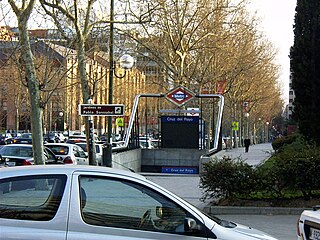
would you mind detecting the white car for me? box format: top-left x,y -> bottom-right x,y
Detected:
45,143 -> 88,165
297,205 -> 320,240
0,165 -> 277,240
75,142 -> 104,165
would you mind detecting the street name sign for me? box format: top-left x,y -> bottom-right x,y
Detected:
78,104 -> 124,116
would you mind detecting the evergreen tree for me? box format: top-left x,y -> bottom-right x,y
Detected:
290,0 -> 320,143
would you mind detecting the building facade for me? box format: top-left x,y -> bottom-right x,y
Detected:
0,38 -> 146,135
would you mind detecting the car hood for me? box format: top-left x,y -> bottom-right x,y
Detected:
233,223 -> 276,239
212,222 -> 277,240
301,209 -> 320,222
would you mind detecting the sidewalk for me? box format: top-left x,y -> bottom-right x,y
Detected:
145,143 -> 274,210
213,142 -> 274,167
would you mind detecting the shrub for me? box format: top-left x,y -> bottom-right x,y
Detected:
200,156 -> 256,201
201,136 -> 320,203
274,143 -> 320,200
255,159 -> 287,198
271,134 -> 303,152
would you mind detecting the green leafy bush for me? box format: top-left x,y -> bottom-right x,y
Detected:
271,134 -> 303,152
272,143 -> 320,200
201,137 -> 320,203
200,156 -> 256,201
255,160 -> 287,198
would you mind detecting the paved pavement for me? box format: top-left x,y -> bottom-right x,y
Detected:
144,143 -> 301,239
213,142 -> 274,167
145,143 -> 275,208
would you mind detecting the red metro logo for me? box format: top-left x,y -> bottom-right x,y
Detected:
165,86 -> 195,107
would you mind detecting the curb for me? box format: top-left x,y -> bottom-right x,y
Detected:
203,205 -> 307,215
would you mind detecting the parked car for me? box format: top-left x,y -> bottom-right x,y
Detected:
0,144 -> 63,166
0,165 -> 277,240
0,133 -> 13,145
66,137 -> 87,144
139,139 -> 154,149
45,143 -> 88,165
44,132 -> 66,143
75,142 -> 104,165
150,139 -> 161,149
297,205 -> 320,240
13,133 -> 32,144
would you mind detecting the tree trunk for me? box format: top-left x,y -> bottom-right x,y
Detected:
76,38 -> 96,165
18,22 -> 45,165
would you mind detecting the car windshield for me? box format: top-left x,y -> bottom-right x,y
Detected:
77,143 -> 87,151
46,146 -> 69,155
76,143 -> 101,153
140,141 -> 148,148
20,133 -> 32,139
48,133 -> 56,138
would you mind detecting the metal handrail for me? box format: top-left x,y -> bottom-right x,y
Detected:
112,93 -> 164,150
112,93 -> 224,155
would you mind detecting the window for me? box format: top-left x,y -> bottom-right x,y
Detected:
47,145 -> 69,155
74,146 -> 86,158
0,175 -> 67,221
79,176 -> 204,236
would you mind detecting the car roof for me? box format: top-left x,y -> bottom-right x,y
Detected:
1,144 -> 32,147
0,165 -> 146,181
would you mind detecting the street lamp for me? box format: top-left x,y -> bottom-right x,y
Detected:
105,54 -> 134,167
244,112 -> 249,138
105,0 -> 135,167
266,121 -> 270,142
54,111 -> 64,132
119,54 -> 134,70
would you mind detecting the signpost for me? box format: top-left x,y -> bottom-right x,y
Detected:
79,104 -> 124,116
78,103 -> 125,167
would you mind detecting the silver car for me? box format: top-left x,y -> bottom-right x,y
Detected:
0,165 -> 277,240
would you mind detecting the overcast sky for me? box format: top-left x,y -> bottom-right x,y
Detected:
248,0 -> 297,103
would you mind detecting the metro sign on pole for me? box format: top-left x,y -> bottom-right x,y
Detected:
165,86 -> 195,107
79,104 -> 124,116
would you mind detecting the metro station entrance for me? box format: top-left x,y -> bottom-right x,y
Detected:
109,86 -> 224,173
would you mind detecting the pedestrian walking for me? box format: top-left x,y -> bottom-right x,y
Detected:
244,137 -> 250,152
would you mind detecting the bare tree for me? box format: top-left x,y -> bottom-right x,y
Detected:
38,0 -> 105,164
6,0 -> 46,164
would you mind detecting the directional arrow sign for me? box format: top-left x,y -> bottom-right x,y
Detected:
78,104 -> 125,116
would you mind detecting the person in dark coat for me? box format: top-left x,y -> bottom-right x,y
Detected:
244,137 -> 250,152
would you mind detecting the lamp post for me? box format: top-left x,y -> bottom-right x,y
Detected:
106,0 -> 134,167
244,112 -> 249,138
266,121 -> 270,142
58,111 -> 64,132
